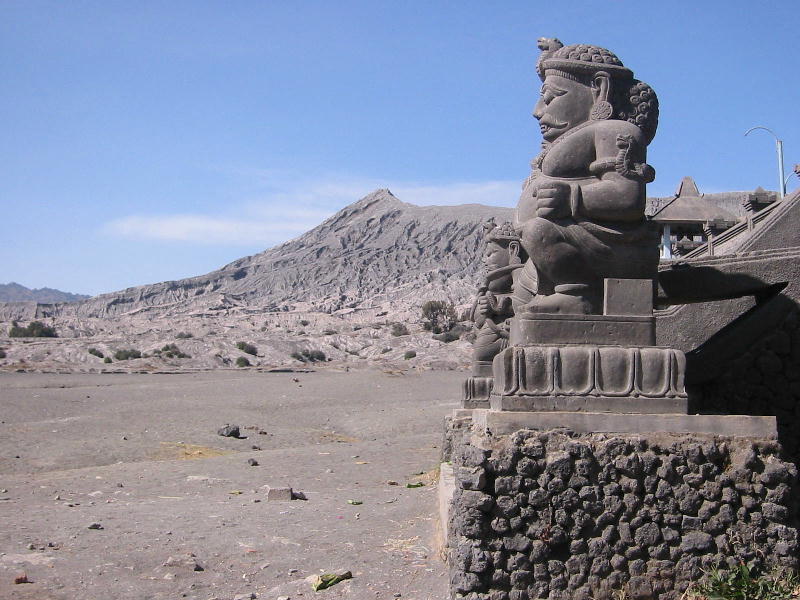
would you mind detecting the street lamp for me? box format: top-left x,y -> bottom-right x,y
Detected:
744,126 -> 786,198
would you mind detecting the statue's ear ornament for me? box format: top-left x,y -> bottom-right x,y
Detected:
590,100 -> 613,121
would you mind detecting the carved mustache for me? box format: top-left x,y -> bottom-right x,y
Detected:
537,115 -> 568,129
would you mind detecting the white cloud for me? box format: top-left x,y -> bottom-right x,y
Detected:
103,172 -> 520,246
394,180 -> 520,207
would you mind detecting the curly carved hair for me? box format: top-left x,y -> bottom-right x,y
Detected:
613,79 -> 659,145
541,42 -> 660,144
485,221 -> 520,244
552,43 -> 625,68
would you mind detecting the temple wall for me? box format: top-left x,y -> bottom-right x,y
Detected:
447,429 -> 798,600
691,306 -> 800,469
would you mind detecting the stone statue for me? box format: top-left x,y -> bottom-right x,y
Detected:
516,38 -> 661,315
462,221 -> 533,406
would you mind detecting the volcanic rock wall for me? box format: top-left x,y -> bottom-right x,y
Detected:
448,430 -> 798,600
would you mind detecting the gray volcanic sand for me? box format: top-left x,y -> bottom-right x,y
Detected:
0,369 -> 462,599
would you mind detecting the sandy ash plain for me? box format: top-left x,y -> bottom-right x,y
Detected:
0,368 -> 465,600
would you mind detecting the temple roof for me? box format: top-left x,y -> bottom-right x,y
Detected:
648,176 -> 740,226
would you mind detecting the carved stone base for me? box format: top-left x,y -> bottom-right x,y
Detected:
462,376 -> 493,408
493,343 -> 686,413
510,312 -> 655,346
473,409 -> 777,437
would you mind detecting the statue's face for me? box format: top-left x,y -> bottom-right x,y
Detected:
533,74 -> 593,142
483,241 -> 510,271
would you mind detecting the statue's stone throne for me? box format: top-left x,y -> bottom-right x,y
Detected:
494,278 -> 685,414
478,277 -> 774,437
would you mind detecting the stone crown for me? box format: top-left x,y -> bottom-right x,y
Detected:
540,43 -> 633,81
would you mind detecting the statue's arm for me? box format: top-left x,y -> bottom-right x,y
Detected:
575,124 -> 649,222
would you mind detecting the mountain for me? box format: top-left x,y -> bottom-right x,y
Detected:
0,282 -> 90,304
24,189 -> 514,320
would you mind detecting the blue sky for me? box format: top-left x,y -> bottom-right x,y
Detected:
2,1 -> 798,296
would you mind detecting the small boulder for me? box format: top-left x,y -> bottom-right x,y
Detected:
217,424 -> 241,438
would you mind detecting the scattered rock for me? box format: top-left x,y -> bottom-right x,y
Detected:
247,458 -> 259,467
233,594 -> 256,600
264,486 -> 293,501
164,554 -> 204,571
217,424 -> 241,438
14,573 -> 29,584
87,522 -> 104,530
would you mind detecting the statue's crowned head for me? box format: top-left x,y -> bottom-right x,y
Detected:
533,38 -> 659,144
483,222 -> 525,290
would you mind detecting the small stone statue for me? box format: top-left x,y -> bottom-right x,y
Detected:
462,222 -> 534,406
517,39 -> 661,315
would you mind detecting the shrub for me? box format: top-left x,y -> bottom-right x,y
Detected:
391,323 -> 410,337
404,351 -> 416,360
236,341 -> 258,356
9,320 -> 57,338
160,343 -> 190,359
690,564 -> 800,600
113,349 -> 141,360
235,356 -> 250,367
0,348 -> 6,359
88,348 -> 104,358
103,357 -> 112,363
433,330 -> 461,343
421,301 -> 457,334
300,319 -> 310,326
175,332 -> 193,339
291,349 -> 327,363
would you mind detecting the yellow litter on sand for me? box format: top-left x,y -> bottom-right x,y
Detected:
311,571 -> 352,591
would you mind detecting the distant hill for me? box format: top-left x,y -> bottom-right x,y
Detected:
0,282 -> 90,304
15,189 -> 514,320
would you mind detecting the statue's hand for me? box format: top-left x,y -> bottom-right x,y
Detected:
476,294 -> 492,317
536,182 -> 571,219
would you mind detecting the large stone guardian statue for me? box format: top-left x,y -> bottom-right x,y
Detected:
518,39 -> 660,315
493,38 -> 685,413
444,38 -> 794,600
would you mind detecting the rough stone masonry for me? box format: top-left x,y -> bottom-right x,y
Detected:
448,430 -> 798,600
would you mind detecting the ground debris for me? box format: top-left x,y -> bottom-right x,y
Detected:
311,570 -> 352,591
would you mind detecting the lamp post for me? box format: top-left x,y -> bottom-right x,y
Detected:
744,126 -> 786,199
